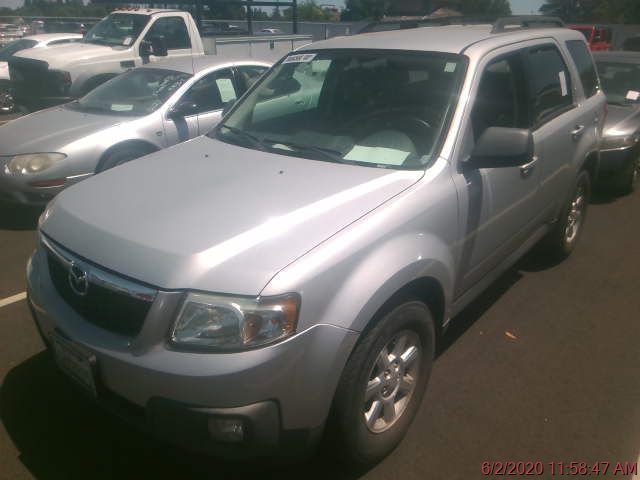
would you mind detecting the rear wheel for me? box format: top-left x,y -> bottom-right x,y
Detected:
541,170 -> 591,259
327,299 -> 436,468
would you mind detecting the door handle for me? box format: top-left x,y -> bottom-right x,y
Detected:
520,156 -> 538,178
571,125 -> 586,140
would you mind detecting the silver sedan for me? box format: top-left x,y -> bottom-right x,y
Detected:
0,56 -> 271,205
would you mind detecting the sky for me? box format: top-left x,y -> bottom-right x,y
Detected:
0,0 -> 547,15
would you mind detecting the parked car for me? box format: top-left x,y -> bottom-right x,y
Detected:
0,24 -> 23,47
569,24 -> 612,51
27,17 -> 604,466
8,9 -> 305,112
0,33 -> 84,82
594,51 -> 640,193
0,57 -> 270,205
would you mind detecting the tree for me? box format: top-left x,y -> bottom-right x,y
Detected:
342,0 -> 510,20
539,0 -> 640,23
460,0 -> 511,15
282,1 -> 332,21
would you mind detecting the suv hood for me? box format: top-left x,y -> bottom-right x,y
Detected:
14,42 -> 124,70
0,106 -> 128,155
41,136 -> 423,295
604,104 -> 640,137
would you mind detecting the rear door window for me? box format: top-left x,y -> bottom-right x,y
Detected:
566,40 -> 599,98
526,44 -> 574,126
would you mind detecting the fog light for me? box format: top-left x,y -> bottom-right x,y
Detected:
207,418 -> 245,443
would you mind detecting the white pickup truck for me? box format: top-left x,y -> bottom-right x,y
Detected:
8,9 -> 311,111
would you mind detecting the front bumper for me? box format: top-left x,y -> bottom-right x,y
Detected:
0,164 -> 91,206
599,146 -> 637,178
27,246 -> 359,457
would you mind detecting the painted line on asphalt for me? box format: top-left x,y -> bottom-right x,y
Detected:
0,291 -> 27,309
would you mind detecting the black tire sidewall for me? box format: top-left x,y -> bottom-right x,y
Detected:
96,147 -> 151,173
330,300 -> 436,467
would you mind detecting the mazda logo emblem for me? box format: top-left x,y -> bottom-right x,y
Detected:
68,262 -> 89,296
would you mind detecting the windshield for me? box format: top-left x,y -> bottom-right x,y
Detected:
596,61 -> 640,105
84,13 -> 149,47
0,39 -> 37,60
70,68 -> 191,116
213,50 -> 465,169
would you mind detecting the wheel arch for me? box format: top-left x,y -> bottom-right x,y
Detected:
95,139 -> 159,173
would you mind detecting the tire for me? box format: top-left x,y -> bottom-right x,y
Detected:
614,155 -> 639,195
327,299 -> 436,468
541,170 -> 591,260
96,145 -> 155,173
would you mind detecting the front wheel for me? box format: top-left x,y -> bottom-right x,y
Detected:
541,170 -> 591,259
614,155 -> 639,195
96,145 -> 155,173
326,300 -> 436,468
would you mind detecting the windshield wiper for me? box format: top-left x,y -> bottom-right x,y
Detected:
218,125 -> 267,151
264,140 -> 346,164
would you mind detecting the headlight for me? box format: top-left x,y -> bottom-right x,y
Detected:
601,133 -> 640,150
5,153 -> 66,174
170,292 -> 300,351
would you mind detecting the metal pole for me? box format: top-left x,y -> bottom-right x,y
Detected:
195,0 -> 203,32
292,0 -> 297,34
247,0 -> 253,35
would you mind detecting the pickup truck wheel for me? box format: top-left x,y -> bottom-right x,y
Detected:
327,300 -> 435,468
542,170 -> 591,259
96,146 -> 155,173
615,155 -> 639,194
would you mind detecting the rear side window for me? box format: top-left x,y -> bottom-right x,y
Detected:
566,40 -> 599,98
527,45 -> 573,126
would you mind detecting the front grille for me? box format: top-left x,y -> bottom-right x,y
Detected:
9,57 -> 69,103
44,237 -> 156,337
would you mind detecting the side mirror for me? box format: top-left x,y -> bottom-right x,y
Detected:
169,101 -> 198,119
151,35 -> 168,57
139,36 -> 168,57
468,127 -> 533,168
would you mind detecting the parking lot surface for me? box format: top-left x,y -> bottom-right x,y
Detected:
0,188 -> 639,480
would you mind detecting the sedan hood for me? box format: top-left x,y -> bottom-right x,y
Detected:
0,106 -> 127,155
14,42 -> 119,70
42,136 -> 423,294
604,104 -> 640,137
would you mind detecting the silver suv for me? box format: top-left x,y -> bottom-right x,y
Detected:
27,17 -> 605,466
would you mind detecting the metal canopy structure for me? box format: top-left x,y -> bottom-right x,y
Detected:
103,0 -> 300,34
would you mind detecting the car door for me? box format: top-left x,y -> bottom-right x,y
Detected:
162,67 -> 238,143
454,48 -> 543,295
140,16 -> 193,65
523,42 -> 587,221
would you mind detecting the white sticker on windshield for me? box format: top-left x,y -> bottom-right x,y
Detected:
344,146 -> 411,166
122,36 -> 133,46
444,62 -> 457,73
283,53 -> 317,64
111,104 -> 134,112
559,71 -> 568,96
626,90 -> 640,101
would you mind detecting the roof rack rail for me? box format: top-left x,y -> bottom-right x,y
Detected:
359,15 -> 565,35
491,16 -> 565,33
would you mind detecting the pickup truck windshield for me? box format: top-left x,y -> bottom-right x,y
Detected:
597,61 -> 640,105
214,50 -> 465,169
0,39 -> 37,60
84,13 -> 150,47
69,68 -> 191,116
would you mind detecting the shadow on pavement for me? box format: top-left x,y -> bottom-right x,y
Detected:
0,202 -> 43,231
0,352 -> 359,480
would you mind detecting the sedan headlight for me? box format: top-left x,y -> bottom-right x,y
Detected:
601,133 -> 640,150
5,153 -> 66,174
170,292 -> 300,351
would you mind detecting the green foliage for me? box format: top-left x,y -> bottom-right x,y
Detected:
343,0 -> 511,20
282,1 -> 335,21
540,0 -> 640,23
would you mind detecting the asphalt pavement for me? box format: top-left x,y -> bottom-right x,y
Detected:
0,187 -> 639,480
